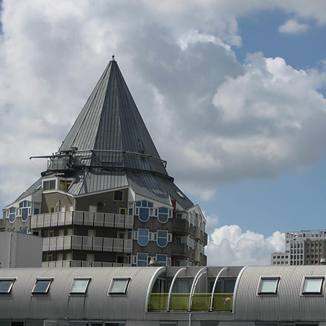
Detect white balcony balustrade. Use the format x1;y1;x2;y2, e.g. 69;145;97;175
31;211;134;229
42;235;132;253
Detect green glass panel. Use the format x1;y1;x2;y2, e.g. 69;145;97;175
148;293;168;311
170;293;190;311
212;293;233;312
191;293;210;311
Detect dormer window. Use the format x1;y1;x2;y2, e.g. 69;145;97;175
43;179;56;191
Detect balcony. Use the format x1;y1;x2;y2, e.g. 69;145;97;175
170;243;190;256
173;218;189;233
31;211;134;229
148;293;233;312
42;235;132;253
41;260;132;268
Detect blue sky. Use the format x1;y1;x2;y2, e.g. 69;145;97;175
1;1;326;264
197;9;326;235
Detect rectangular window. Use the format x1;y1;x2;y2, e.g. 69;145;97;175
70;278;91;295
258;277;280;295
119;208;127;215
32;279;53;294
114;191;123;201
302;277;324;295
137;253;148;266
109;278;130;295
43;179;56;191
0;279;15;294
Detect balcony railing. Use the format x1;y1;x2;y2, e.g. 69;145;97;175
31;211;134;229
42;235;132;253
41;260;131;268
148;293;233;312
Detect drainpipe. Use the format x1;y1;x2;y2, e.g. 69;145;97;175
188;312;192;326
8;232;13;267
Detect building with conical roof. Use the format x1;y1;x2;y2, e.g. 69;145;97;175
1;58;207;267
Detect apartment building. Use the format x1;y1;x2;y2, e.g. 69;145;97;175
1;58;207;268
271;230;326;265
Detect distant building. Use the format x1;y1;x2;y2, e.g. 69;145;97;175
0;232;42;268
1;58;207;268
272;230;326;265
271;252;289;265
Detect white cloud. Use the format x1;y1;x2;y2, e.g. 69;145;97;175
0;0;326;209
206;225;285;265
279;19;310;34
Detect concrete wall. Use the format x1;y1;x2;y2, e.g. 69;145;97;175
0;232;42;268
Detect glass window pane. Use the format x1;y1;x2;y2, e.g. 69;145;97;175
0;280;14;294
139;208;149;222
137;253;148;266
33;279;52;294
71;279;90;294
137;229;149;246
156;255;167;266
303;277;324;294
109;279;130;294
157;230;168;248
259;278;279;294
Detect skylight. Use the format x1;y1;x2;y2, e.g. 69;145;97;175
258;277;280;295
0;279;15;294
32;279;52;294
70;278;91;294
109;278;130;295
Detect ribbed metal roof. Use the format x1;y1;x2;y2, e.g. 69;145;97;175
13;178;42;204
68;171;128;196
127;173;193;209
60;59;168;177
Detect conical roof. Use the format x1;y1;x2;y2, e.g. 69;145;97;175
60;58;168;177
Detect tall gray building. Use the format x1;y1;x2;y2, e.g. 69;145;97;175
1;58;207;268
272;230;326;265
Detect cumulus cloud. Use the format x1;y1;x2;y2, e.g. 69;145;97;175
279;19;310;34
206;225;285;265
0;0;326;209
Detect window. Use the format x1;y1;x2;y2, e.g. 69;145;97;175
114;190;123;201
156;254;168;266
137;229;149;246
0;279;15;294
137;253;148;266
258;277;280;295
157;230;169;248
135;200;154;222
139;207;149;222
32;279;52;294
43;179;56;191
70;278;91;294
119;208;127;215
302;277;324;295
109;278;130;295
8;207;16;223
158;207;169;223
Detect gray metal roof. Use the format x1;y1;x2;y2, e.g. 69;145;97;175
2;265;326;322
127;172;193;209
14;178;42;204
234;265;326;321
0;267;161;321
60;59;168;177
68;170;128;196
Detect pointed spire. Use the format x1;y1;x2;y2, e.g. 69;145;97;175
60;59;168;177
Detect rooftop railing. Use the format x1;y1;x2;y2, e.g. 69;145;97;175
148;293;233;312
31;211;134;229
